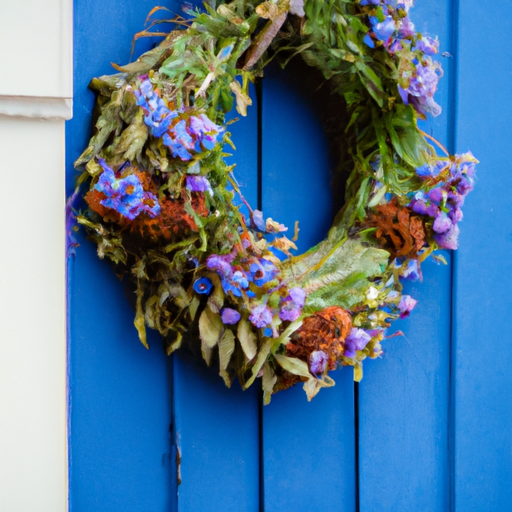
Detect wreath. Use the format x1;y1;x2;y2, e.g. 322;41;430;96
70;0;476;403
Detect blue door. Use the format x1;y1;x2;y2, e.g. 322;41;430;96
66;1;512;510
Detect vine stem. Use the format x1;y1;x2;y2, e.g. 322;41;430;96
418;129;450;156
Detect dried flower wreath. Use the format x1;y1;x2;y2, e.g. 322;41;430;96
71;0;476;402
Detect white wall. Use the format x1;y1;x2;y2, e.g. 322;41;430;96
0;1;72;511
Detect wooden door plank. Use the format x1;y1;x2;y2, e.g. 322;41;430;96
261;63;356;511
67;2;182;510
357;2;455;510
453;2;512;509
172;97;261;512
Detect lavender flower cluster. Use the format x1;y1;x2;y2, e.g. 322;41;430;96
135;78;223;161
410;152;477;250
94;160;160;220
192;243;307;333
361;0;442;117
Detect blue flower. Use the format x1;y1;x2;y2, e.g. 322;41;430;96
249;259;277;287
193;277;213;295
136;79;176;137
373;16;396;42
94;159;160;220
364;33;376;48
220;270;251;297
217;43;234;61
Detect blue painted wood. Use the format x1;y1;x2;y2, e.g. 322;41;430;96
453;1;512;510
171;95;260;512
357;2;455;510
67;2;195;510
68;2;512;510
261;64;356;511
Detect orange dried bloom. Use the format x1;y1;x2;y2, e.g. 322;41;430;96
287;306;352;370
366;199;426;258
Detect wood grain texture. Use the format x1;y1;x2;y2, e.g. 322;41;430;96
171;90;260;512
261;63;357;511
453;1;512;509
357;2;455;510
68;2;189;510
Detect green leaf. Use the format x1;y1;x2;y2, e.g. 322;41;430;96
218;329;236;387
166;331;183;356
303;374;335;401
199;307;223;349
237;318;258;361
274;354;312;379
354;363;363;382
206;272;224;313
243;339;271;390
110;42;172;75
262;362;277;405
134;282;149;349
355;61;384;107
189;296;200;321
270;318;303;353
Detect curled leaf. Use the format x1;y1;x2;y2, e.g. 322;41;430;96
199;308;223;349
237;318;258;361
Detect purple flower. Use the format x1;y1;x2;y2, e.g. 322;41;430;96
278;287;306;322
249;305;273;329
188;114;223;151
456;176;474;196
433;212;452;234
428;187;445;203
448;207;463;223
434;224;460;250
398;16;415;38
252;210;265;231
345;328;372;358
309;351;328;375
414;36;439;55
400;259;421;281
221;308;241;325
410;199;428;216
288;287;306;307
279;303;301;322
186;175;213;196
399;58;443;117
193;277;213;295
398;295;417;318
206;254;234;276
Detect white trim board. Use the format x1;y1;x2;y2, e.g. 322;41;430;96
0;96;73;121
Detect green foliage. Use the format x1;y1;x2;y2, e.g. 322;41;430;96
72;0;459;401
